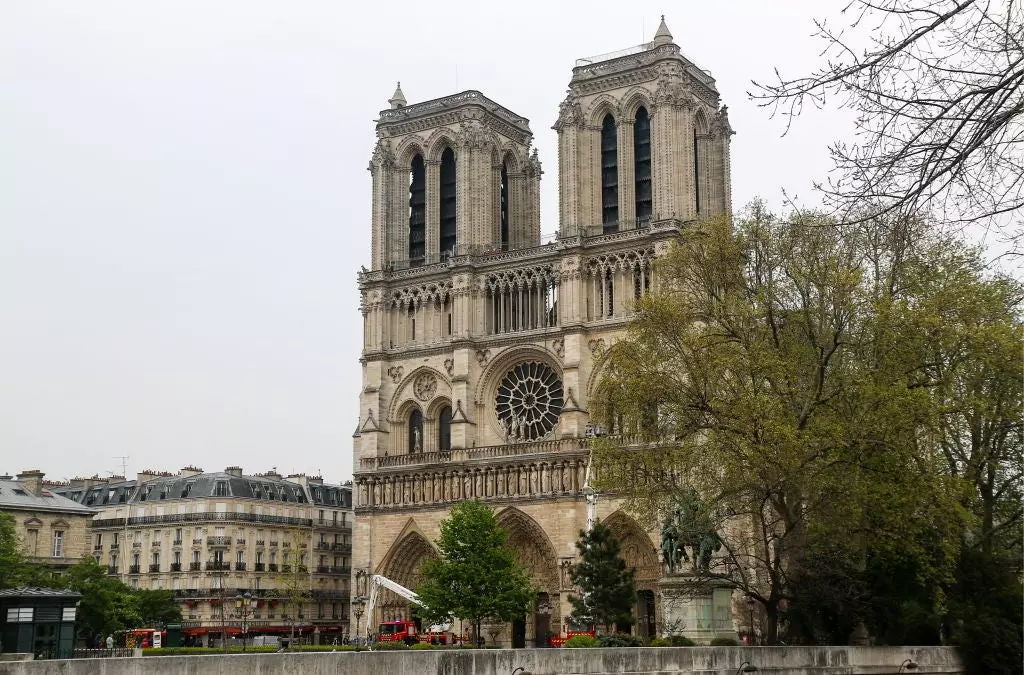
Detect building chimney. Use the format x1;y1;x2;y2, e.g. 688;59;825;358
16;469;44;496
179;466;203;478
225;466;243;477
137;470;159;485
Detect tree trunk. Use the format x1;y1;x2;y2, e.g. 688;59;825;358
764;602;779;645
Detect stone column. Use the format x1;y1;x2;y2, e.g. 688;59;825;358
390;165;409;265
556;119;581;233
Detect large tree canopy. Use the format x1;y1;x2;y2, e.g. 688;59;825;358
594;202;1019;646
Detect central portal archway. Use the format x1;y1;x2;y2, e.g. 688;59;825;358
375;528;437;627
497;507;560;647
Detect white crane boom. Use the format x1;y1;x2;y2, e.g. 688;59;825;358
584;445;597;531
365;573;450;641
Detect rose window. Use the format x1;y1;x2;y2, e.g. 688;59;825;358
495;361;564;442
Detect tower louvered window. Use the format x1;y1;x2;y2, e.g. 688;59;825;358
634;107;652;222
693;129;701;215
439;147;457;259
409;154;426;265
500;161;510;251
601;114;619;232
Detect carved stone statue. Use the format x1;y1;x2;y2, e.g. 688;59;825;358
412;427;422;453
660;490;722;574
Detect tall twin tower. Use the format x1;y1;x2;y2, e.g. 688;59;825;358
352;19;737;645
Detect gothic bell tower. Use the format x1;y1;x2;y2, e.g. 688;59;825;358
353;19;741;646
367;86;542;271
554;16;733;234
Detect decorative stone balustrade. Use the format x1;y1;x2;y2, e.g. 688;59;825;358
355;438;591;510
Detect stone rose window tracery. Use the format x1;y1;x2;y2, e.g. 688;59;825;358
495;362;564;442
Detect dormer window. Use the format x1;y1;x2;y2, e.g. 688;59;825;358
214;482;228;497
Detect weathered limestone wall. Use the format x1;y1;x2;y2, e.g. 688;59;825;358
0;647;963;675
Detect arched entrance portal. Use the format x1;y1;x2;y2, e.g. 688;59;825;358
605;511;661;638
497;508;560;647
375;529;437;628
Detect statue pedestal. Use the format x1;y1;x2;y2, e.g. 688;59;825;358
658;573;737;643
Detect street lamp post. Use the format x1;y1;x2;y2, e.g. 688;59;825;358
352;596;366;645
234;592;255;652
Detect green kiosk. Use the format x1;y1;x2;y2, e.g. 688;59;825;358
0;588;82;659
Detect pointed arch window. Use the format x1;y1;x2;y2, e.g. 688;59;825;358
439;147;457;259
634;107;652;222
500;160;510;251
438;405;452;452
693;129;701;215
408;409;423;454
601;114;619;233
409;154;426;265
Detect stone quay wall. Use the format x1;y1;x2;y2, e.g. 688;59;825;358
0;646;963;675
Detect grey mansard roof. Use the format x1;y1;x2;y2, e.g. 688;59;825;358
0;478;96;515
53;471;351;509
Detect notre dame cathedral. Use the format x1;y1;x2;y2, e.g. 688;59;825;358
351;18;739;646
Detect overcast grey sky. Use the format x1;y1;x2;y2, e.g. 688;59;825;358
2;1;849;484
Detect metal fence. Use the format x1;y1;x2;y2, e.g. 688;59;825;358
71;648;137;659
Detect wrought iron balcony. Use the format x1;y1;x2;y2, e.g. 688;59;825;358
170;563;182;572
207;536;231;547
234;562;247;571
148;564;161;573
128;565;141;574
205;561;230;571
268;563;279;572
90;512;314;529
254;563;265;572
189;562;202;571
106;566;118;575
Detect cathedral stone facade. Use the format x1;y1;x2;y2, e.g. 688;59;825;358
351;19;736;646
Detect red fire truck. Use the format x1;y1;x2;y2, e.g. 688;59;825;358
376;619;451;645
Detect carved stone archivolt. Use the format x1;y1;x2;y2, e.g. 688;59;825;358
605;511;660;586
413;372;438;401
376;529;438;620
497;507;560;593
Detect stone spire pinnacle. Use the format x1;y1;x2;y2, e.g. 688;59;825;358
652;15;673;46
388;81;406;109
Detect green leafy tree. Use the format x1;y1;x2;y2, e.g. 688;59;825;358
568;522;636;634
0;513;31;590
267;527;313;648
61;557;141;638
595;204;968;644
415;500;535;646
135;589;182;626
